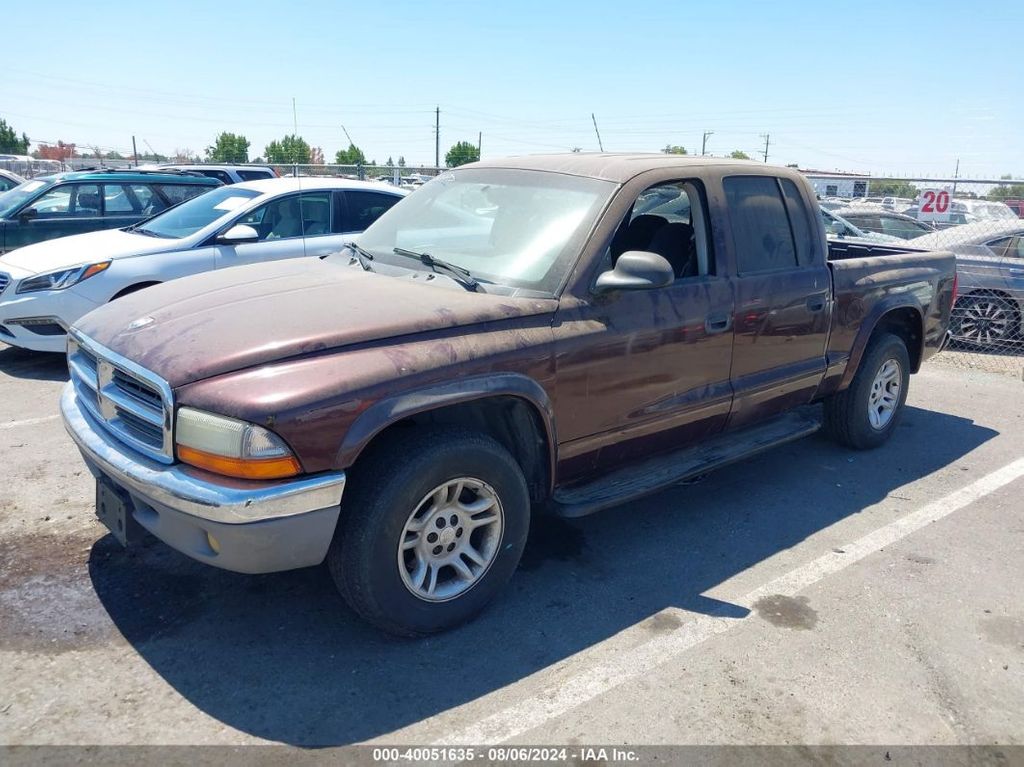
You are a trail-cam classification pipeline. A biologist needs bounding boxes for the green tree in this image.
[661,144,687,155]
[206,132,250,163]
[386,156,394,167]
[335,143,366,165]
[445,140,479,167]
[730,150,751,160]
[0,118,30,154]
[868,180,921,198]
[397,156,406,167]
[264,134,311,164]
[988,183,1024,201]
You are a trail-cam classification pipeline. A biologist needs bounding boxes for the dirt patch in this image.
[643,611,685,633]
[752,594,819,630]
[980,615,1024,650]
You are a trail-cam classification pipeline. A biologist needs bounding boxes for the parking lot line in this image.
[435,456,1024,746]
[0,414,61,430]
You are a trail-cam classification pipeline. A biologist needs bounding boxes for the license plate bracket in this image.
[95,477,141,547]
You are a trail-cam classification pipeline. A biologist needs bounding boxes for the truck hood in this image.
[74,258,558,388]
[0,228,182,275]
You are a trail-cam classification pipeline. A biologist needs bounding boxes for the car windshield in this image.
[354,168,616,294]
[133,186,261,239]
[970,203,1017,221]
[0,178,52,218]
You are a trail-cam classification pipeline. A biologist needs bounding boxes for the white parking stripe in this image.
[0,414,61,430]
[435,457,1024,746]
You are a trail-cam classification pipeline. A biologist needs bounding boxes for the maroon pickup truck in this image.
[60,155,956,635]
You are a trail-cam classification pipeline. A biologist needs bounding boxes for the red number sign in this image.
[921,190,950,214]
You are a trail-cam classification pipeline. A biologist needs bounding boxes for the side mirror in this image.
[826,221,846,237]
[217,223,259,244]
[18,207,38,222]
[594,250,675,293]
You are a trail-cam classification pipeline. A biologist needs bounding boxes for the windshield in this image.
[134,186,261,239]
[0,178,52,218]
[355,168,616,293]
[969,202,1017,221]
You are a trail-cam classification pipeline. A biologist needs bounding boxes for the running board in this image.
[550,408,822,518]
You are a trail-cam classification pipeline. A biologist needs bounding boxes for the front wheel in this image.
[328,427,530,636]
[824,332,910,450]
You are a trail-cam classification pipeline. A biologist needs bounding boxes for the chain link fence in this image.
[809,174,1024,359]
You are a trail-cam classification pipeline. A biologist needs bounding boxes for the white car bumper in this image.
[0,287,101,353]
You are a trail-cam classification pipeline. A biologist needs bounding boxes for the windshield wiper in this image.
[131,227,173,238]
[392,246,479,291]
[337,241,375,271]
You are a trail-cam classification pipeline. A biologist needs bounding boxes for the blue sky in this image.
[3,0,1021,178]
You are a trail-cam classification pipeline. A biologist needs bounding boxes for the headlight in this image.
[16,262,111,294]
[175,407,301,480]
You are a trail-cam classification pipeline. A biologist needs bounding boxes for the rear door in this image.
[722,175,831,430]
[336,190,403,234]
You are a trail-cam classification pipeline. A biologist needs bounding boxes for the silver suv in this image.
[149,164,278,185]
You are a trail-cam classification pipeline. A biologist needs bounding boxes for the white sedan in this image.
[0,177,406,352]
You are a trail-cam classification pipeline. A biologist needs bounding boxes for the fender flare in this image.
[335,372,557,482]
[838,296,924,390]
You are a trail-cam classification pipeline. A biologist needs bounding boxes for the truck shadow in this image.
[88,404,995,746]
[0,344,69,382]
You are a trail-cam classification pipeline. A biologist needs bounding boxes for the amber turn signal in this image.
[177,445,302,480]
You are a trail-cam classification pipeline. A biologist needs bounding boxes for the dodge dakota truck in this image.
[60,155,956,635]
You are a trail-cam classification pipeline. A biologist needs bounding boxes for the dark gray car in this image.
[912,221,1024,350]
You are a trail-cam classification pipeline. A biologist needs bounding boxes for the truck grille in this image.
[67,332,174,464]
[0,272,9,296]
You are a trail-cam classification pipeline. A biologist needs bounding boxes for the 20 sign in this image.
[918,188,952,222]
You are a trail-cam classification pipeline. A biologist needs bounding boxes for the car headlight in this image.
[175,407,302,480]
[16,262,111,294]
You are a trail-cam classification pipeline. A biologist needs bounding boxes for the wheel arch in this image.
[839,300,924,390]
[336,374,556,503]
[110,281,161,301]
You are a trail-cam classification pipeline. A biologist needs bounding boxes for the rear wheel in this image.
[824,332,910,449]
[950,293,1019,349]
[328,427,530,636]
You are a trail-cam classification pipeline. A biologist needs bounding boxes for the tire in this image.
[950,293,1020,350]
[824,332,910,450]
[328,427,531,636]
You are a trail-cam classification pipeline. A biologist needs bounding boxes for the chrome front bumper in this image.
[61,383,347,573]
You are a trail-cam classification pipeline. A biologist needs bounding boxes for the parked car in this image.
[0,177,406,351]
[148,164,278,185]
[0,169,221,254]
[0,169,25,192]
[956,198,1019,224]
[1001,199,1024,218]
[911,221,1024,348]
[59,154,955,635]
[821,208,904,243]
[831,206,935,240]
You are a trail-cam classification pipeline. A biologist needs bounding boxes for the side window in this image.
[985,236,1015,258]
[340,191,401,232]
[31,184,101,217]
[102,183,153,215]
[156,183,210,206]
[237,169,273,181]
[610,181,711,280]
[779,179,815,266]
[723,176,798,274]
[237,192,332,241]
[199,170,233,184]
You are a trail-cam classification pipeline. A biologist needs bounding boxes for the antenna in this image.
[591,113,604,152]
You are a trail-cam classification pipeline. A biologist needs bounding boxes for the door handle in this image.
[705,313,732,334]
[807,296,827,312]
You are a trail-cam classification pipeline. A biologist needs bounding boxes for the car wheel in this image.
[824,332,910,450]
[950,293,1020,349]
[328,427,530,636]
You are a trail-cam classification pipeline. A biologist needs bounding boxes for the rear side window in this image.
[779,179,815,266]
[156,183,212,206]
[724,176,798,274]
[339,191,401,232]
[237,169,274,181]
[197,170,233,184]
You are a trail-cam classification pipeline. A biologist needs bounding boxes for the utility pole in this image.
[435,106,440,171]
[760,133,770,163]
[132,136,139,167]
[292,97,299,176]
[340,125,355,148]
[591,113,604,152]
[701,130,714,156]
[952,157,960,195]
[477,131,482,160]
